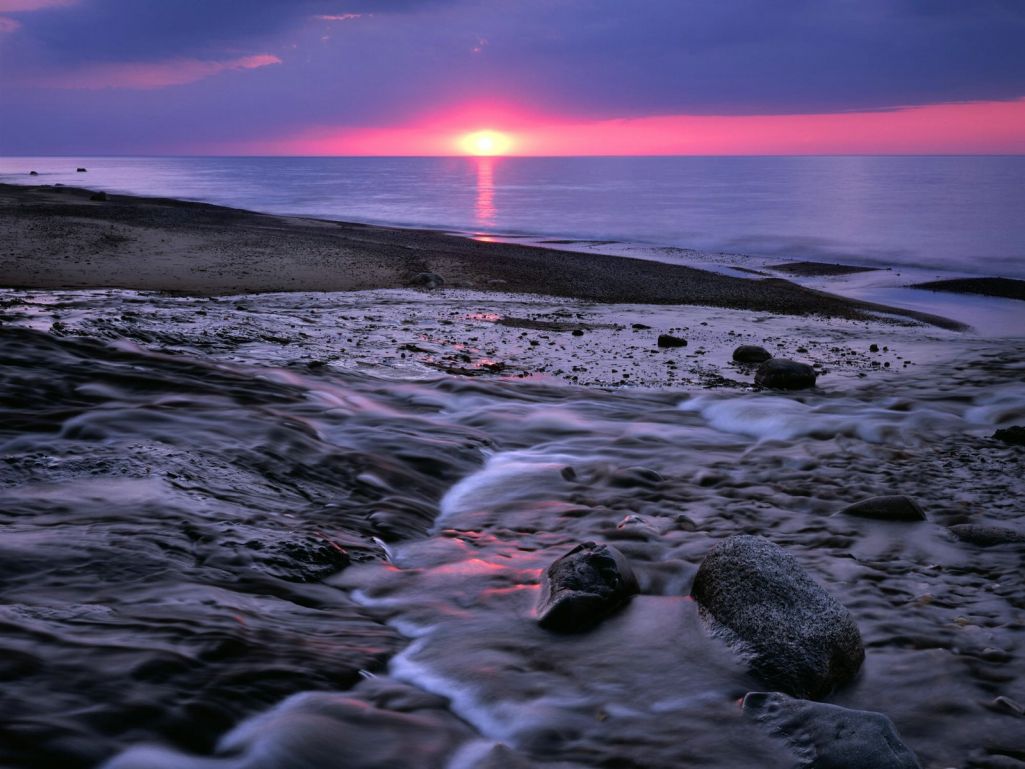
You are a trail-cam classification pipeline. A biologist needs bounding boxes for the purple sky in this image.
[1,0,1024,154]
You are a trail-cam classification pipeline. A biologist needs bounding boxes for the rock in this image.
[571,329,584,336]
[754,358,817,390]
[870,343,880,352]
[732,344,772,363]
[691,535,863,697]
[657,334,687,348]
[608,465,664,488]
[29,171,39,176]
[631,323,651,330]
[537,542,638,632]
[410,272,444,289]
[949,524,1025,546]
[90,191,108,202]
[994,425,1025,446]
[840,495,926,522]
[76,167,87,172]
[743,692,922,769]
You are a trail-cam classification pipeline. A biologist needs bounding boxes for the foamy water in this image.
[1,288,1023,769]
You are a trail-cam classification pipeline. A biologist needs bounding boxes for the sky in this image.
[1,0,1024,155]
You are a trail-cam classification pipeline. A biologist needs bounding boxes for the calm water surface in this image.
[2,155,1024,278]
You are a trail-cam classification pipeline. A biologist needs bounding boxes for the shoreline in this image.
[0,182,968,330]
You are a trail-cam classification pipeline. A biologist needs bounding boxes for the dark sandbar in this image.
[911,277,1025,302]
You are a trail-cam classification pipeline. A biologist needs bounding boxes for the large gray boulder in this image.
[754,358,818,390]
[743,692,921,769]
[536,542,638,632]
[691,535,863,698]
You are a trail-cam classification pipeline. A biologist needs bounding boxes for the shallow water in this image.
[1,290,1024,769]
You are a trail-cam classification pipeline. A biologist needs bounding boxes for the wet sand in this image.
[0,183,962,329]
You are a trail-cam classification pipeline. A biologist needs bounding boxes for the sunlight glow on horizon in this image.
[208,98,1025,157]
[459,130,513,156]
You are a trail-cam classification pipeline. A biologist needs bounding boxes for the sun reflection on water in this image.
[474,156,496,225]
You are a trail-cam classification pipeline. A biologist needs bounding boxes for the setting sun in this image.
[459,130,512,156]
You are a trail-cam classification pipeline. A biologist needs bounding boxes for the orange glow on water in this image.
[474,156,496,224]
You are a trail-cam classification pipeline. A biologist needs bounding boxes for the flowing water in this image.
[1,289,1023,769]
[2,155,1025,278]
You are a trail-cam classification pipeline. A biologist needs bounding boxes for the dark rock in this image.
[994,425,1025,446]
[631,323,651,330]
[743,692,922,769]
[90,191,108,202]
[410,272,444,289]
[949,524,1025,546]
[537,542,638,632]
[76,167,87,172]
[657,334,687,348]
[840,495,926,522]
[870,343,880,352]
[608,466,664,488]
[732,344,772,363]
[571,329,584,336]
[29,171,39,176]
[754,358,817,390]
[691,535,863,698]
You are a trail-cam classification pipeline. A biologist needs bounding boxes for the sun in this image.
[459,130,512,156]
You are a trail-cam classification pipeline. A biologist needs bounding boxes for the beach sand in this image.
[0,183,963,329]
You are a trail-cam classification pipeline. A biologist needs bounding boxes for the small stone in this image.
[537,542,638,632]
[410,272,444,289]
[870,343,880,352]
[754,358,817,390]
[949,524,1025,546]
[29,171,39,176]
[571,329,584,336]
[632,323,651,330]
[989,695,1025,717]
[994,426,1025,446]
[743,692,922,769]
[657,334,687,348]
[732,345,772,363]
[840,495,926,522]
[76,167,87,172]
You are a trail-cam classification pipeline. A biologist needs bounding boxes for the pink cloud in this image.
[0,0,75,11]
[32,54,282,90]
[315,14,363,22]
[231,98,1025,156]
[0,15,21,31]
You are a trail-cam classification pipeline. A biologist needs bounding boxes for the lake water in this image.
[2,155,1024,278]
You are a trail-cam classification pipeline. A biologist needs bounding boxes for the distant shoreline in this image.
[0,183,966,330]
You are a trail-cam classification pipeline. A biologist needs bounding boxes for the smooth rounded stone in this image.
[77,167,87,172]
[839,495,926,522]
[657,333,687,348]
[949,524,1025,546]
[732,344,772,363]
[994,425,1025,445]
[753,358,817,390]
[410,272,445,289]
[743,692,922,769]
[29,170,39,176]
[691,535,863,698]
[536,541,639,632]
